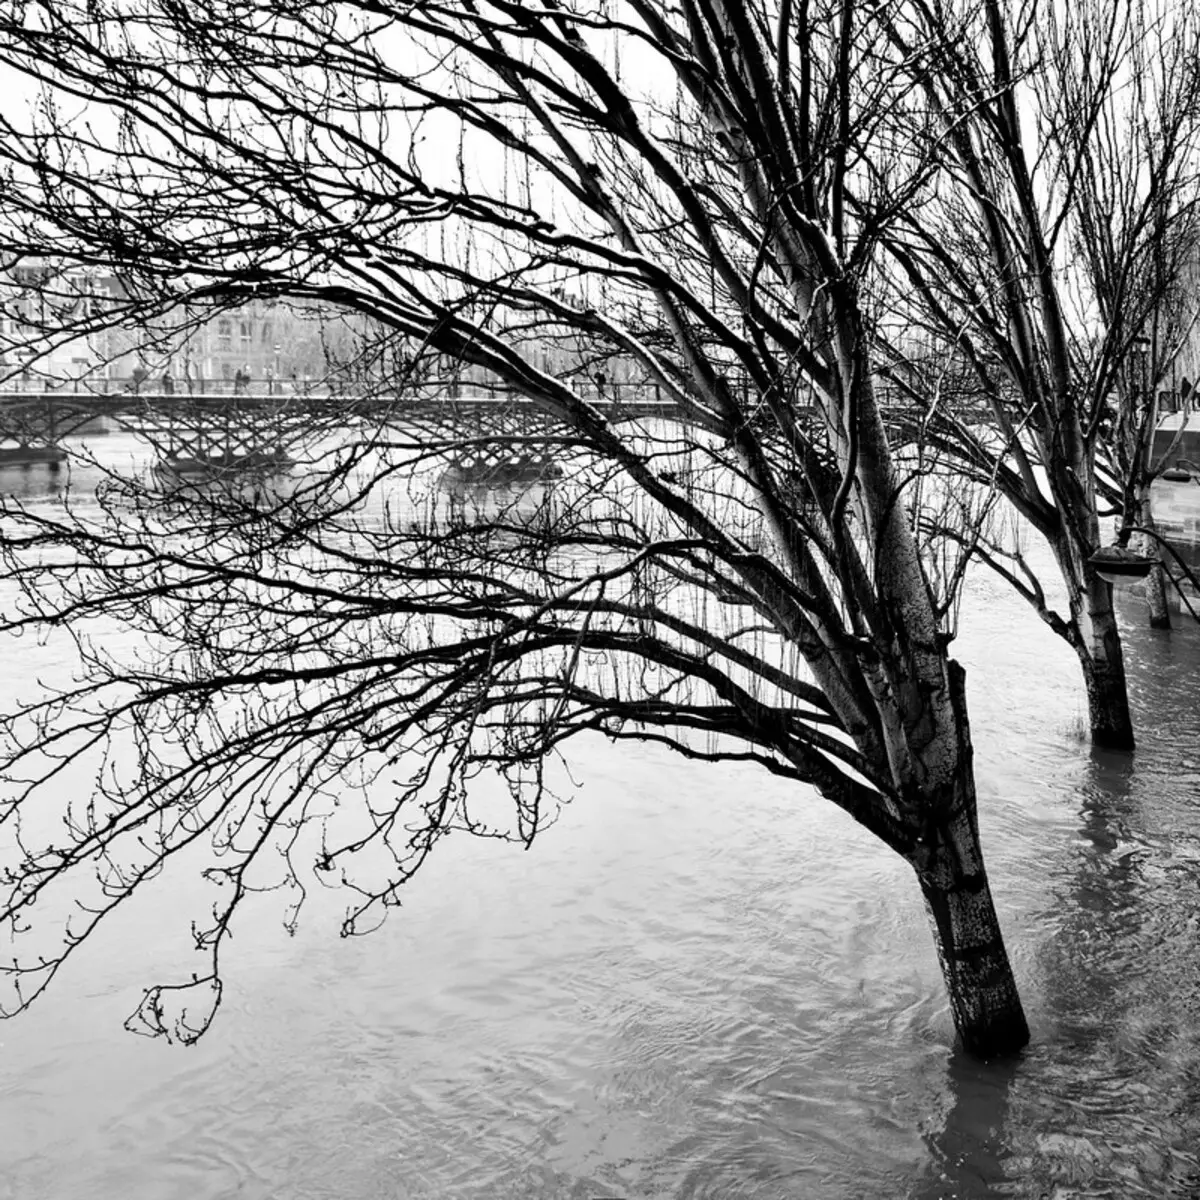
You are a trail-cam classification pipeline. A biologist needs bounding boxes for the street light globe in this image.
[1087,545,1156,587]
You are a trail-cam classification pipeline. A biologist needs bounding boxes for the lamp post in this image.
[273,342,281,395]
[1089,524,1200,621]
[1132,333,1151,380]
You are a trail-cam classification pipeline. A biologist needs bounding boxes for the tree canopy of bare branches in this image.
[0,0,1088,1056]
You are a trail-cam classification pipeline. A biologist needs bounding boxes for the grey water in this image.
[1,431,1199,1199]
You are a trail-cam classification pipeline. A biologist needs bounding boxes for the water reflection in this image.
[916,1052,1019,1200]
[0,460,66,502]
[148,460,300,510]
[440,475,558,527]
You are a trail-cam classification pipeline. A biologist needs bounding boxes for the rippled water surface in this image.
[1,432,1199,1199]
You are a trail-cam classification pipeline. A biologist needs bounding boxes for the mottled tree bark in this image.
[1143,562,1172,630]
[1135,500,1171,630]
[907,663,1029,1058]
[1075,577,1136,750]
[914,806,1029,1058]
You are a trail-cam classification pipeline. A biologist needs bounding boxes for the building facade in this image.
[1,261,358,393]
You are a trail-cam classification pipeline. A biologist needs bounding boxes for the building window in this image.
[240,320,252,345]
[217,319,232,350]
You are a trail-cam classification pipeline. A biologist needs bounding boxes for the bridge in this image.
[0,382,682,483]
[0,377,960,487]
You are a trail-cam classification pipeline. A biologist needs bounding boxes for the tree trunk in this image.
[913,800,1030,1058]
[1075,575,1135,750]
[907,662,1029,1059]
[1143,561,1171,629]
[1049,531,1137,748]
[1134,503,1170,630]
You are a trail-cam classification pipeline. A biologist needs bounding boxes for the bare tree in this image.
[0,1,1032,1054]
[1098,222,1200,629]
[874,0,1200,746]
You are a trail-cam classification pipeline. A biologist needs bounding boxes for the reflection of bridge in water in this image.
[0,383,680,482]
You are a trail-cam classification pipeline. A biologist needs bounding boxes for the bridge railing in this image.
[0,377,683,408]
[0,376,312,399]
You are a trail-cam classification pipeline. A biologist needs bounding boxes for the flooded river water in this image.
[1,432,1198,1198]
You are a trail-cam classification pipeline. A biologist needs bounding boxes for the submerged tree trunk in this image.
[913,806,1029,1058]
[906,664,1030,1058]
[1143,561,1172,629]
[1134,500,1171,630]
[1075,574,1136,750]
